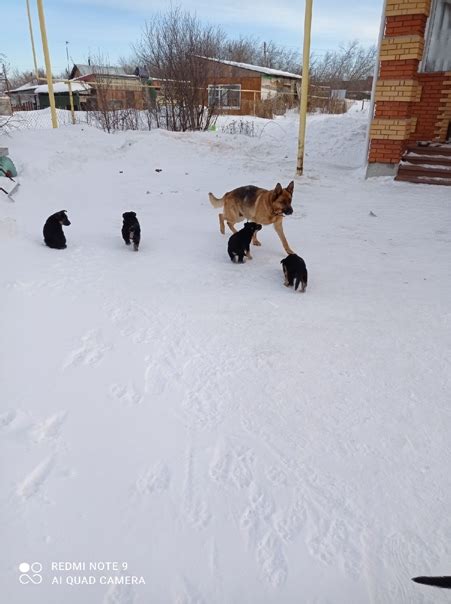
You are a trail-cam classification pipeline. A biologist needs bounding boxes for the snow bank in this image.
[1,107,450,604]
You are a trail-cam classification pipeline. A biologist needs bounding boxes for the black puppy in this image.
[121,212,141,251]
[228,222,262,263]
[281,253,308,292]
[43,210,71,249]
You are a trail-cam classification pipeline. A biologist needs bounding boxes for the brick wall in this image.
[385,0,430,16]
[436,77,451,139]
[380,35,424,61]
[368,0,451,166]
[385,14,428,36]
[409,72,448,141]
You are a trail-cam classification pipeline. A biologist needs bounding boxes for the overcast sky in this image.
[2,0,383,75]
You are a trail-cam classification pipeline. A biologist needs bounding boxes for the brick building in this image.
[197,57,301,116]
[367,0,451,184]
[70,64,146,111]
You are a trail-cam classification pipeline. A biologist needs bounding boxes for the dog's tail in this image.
[412,576,451,589]
[208,192,224,209]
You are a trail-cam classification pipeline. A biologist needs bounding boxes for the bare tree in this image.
[223,35,259,64]
[310,41,376,85]
[257,40,300,73]
[86,57,122,133]
[0,56,13,130]
[117,56,137,75]
[134,6,227,131]
[222,36,300,73]
[0,55,8,95]
[6,67,46,89]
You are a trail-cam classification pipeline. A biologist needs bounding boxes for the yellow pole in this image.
[36,0,58,128]
[296,0,313,176]
[67,80,76,124]
[26,0,40,81]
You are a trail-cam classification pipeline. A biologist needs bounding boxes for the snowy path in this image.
[1,107,451,603]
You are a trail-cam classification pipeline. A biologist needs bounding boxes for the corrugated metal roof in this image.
[197,57,301,80]
[74,64,138,78]
[9,81,91,95]
[8,82,38,93]
[34,82,91,94]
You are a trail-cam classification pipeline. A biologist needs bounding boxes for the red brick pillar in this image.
[367,0,431,175]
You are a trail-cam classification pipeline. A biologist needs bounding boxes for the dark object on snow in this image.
[281,253,308,292]
[0,155,19,199]
[155,169,162,173]
[227,222,261,263]
[412,576,451,588]
[0,155,17,178]
[43,210,71,249]
[369,211,377,217]
[122,211,141,251]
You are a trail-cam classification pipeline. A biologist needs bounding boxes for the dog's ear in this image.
[286,181,294,194]
[272,183,282,199]
[131,212,136,217]
[122,212,127,218]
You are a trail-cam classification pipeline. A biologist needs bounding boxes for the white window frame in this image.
[208,84,241,109]
[420,0,451,72]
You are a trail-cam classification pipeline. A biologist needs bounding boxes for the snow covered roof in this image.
[73,64,138,79]
[34,81,90,94]
[9,81,90,95]
[8,81,38,93]
[197,57,301,80]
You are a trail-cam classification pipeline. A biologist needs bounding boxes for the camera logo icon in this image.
[19,562,43,584]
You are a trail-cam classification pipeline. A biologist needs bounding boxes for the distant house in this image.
[331,77,373,100]
[69,64,145,110]
[7,81,90,111]
[7,82,39,110]
[196,57,301,115]
[34,81,90,110]
[367,0,451,184]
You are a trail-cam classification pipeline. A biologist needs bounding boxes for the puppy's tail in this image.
[208,192,224,209]
[412,577,451,589]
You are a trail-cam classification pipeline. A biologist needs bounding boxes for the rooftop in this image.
[197,57,301,80]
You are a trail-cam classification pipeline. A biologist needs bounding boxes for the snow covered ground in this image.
[1,105,451,604]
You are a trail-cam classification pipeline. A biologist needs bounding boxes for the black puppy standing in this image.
[228,222,262,263]
[281,253,308,292]
[43,210,71,249]
[122,212,141,251]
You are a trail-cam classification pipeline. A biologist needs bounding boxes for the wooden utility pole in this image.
[296,0,314,176]
[25,0,40,81]
[2,64,11,92]
[67,79,76,125]
[36,0,58,128]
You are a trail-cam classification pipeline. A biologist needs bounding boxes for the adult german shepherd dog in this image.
[208,182,295,254]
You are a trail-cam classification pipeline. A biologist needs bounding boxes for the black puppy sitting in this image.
[43,210,71,249]
[228,222,262,263]
[121,212,141,251]
[281,253,308,292]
